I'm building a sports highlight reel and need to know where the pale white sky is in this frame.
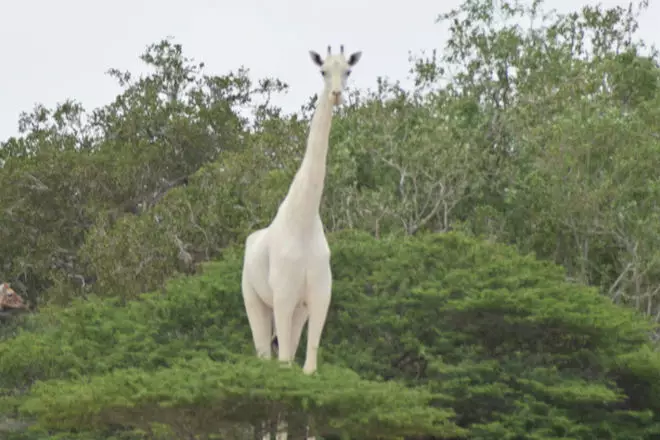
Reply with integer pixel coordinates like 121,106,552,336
0,0,657,142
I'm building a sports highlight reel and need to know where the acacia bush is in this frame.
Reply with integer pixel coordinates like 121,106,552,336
1,231,659,439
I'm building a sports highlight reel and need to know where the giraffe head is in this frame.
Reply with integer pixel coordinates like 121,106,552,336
0,283,27,310
309,44,362,106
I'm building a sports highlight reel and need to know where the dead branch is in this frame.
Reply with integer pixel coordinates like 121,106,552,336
22,172,49,191
609,262,632,303
173,234,193,268
121,174,190,215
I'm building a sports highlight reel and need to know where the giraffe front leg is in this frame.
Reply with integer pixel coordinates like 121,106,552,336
270,268,304,365
268,263,305,440
302,263,332,375
242,275,273,360
290,304,309,361
274,303,307,440
273,302,295,365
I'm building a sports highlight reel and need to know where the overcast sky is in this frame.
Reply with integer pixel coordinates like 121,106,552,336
0,0,657,142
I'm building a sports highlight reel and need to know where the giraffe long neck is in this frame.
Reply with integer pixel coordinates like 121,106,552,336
277,91,334,231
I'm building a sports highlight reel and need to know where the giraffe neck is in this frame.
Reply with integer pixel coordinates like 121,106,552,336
277,91,334,231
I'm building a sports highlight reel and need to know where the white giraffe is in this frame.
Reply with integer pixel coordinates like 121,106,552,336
241,44,362,440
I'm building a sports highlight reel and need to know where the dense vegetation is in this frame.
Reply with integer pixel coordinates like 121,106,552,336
1,0,659,438
2,231,660,439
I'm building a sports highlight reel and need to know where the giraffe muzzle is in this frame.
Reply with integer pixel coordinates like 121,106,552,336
330,90,343,105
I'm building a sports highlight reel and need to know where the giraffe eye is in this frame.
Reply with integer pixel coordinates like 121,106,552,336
321,70,327,77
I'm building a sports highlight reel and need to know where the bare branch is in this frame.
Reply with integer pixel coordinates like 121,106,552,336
608,262,632,302
22,172,49,191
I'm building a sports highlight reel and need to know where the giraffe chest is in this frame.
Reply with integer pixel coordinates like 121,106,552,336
275,237,330,262
268,218,330,262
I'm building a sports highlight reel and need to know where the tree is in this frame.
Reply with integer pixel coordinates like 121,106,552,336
408,0,660,321
1,232,659,439
0,38,286,304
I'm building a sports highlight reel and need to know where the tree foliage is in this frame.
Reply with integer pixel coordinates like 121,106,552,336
1,232,659,438
1,0,660,438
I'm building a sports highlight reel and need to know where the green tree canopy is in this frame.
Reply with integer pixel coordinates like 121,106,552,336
1,232,659,439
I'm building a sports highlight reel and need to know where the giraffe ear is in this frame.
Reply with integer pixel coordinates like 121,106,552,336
347,51,362,66
309,51,323,66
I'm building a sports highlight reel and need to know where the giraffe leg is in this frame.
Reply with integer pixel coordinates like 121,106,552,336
270,268,304,365
275,305,309,439
242,272,277,440
301,264,331,440
273,304,295,364
269,267,305,440
290,304,309,361
241,274,273,360
302,264,332,375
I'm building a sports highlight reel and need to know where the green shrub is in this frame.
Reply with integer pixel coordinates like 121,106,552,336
1,231,659,438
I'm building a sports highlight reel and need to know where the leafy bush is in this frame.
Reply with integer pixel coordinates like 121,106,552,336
1,231,659,438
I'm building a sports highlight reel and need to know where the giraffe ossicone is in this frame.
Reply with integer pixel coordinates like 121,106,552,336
240,45,362,440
